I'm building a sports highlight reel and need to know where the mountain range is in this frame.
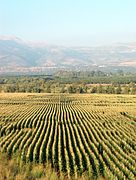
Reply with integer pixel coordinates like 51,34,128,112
0,36,136,74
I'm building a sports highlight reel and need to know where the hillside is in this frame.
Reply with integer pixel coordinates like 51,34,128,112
0,37,136,74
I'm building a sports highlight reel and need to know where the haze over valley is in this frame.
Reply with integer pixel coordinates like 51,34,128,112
0,36,136,74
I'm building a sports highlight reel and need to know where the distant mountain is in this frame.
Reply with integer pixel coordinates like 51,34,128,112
0,36,136,74
0,37,39,67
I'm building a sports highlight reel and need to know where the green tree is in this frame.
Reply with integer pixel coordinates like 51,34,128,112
60,85,66,93
123,85,130,94
130,85,136,94
97,85,103,93
106,85,115,94
90,86,97,93
46,86,51,93
67,85,76,93
115,85,122,94
78,86,84,93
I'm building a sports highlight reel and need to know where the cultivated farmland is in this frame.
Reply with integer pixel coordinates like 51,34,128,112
0,93,136,179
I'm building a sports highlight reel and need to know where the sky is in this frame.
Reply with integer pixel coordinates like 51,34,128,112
0,0,136,46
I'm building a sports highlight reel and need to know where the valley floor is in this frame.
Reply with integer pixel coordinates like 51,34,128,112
0,93,136,179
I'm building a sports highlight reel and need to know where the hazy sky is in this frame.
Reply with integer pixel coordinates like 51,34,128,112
0,0,136,46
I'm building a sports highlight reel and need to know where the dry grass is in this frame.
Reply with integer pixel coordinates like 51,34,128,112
0,152,99,180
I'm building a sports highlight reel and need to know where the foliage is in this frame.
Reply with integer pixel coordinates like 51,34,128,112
0,93,136,179
0,71,136,94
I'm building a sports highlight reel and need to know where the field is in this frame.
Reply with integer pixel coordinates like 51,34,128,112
0,93,136,179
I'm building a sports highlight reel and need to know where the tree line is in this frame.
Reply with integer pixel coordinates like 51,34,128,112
0,71,136,94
